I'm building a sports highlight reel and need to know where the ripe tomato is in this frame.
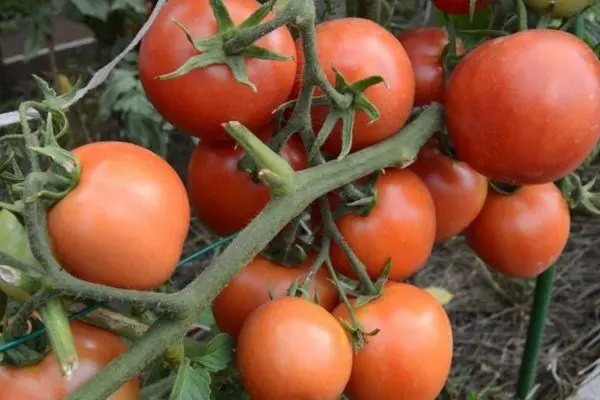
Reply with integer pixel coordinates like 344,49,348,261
467,183,570,278
293,17,415,154
0,321,139,400
332,282,453,400
525,0,591,17
397,27,463,106
139,0,297,142
212,255,338,338
432,0,490,14
410,141,488,242
187,131,307,236
446,29,600,185
48,142,190,290
237,297,352,400
330,169,436,281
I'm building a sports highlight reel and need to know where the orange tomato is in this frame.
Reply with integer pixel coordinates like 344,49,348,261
0,321,139,400
48,141,190,290
332,282,453,400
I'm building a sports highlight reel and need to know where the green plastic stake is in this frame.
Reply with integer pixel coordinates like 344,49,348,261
515,264,556,399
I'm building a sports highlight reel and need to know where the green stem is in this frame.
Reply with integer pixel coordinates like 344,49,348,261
319,196,377,294
223,0,301,54
515,265,556,400
298,234,330,290
39,297,79,377
516,0,528,31
67,104,442,400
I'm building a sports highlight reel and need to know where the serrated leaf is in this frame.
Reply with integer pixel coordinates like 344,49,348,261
193,333,234,373
170,360,211,400
70,0,110,20
0,210,38,267
425,286,454,306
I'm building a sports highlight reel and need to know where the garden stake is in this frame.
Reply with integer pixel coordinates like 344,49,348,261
516,264,556,399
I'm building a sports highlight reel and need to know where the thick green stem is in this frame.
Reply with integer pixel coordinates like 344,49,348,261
515,265,556,400
67,105,442,400
39,297,79,377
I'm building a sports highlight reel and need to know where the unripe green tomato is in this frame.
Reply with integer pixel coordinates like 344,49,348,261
525,0,591,17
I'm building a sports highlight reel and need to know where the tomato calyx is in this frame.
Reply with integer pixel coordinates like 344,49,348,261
155,0,294,92
557,172,600,216
310,69,388,161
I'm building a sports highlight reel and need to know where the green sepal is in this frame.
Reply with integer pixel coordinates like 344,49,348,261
156,1,293,91
27,146,80,180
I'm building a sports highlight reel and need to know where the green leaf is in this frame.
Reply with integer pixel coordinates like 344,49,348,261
193,333,234,373
170,360,211,400
0,210,38,267
70,0,110,20
425,286,454,306
111,0,147,13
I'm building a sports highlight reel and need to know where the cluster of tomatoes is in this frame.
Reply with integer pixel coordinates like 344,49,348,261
3,0,598,399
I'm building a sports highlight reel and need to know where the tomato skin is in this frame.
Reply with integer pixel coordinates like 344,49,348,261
410,142,488,242
397,28,463,106
446,29,600,185
139,0,297,142
330,169,436,281
237,297,352,400
431,0,489,14
0,321,139,400
187,133,306,236
525,0,591,17
467,184,570,278
48,142,190,290
332,282,453,400
212,255,338,338
293,18,415,154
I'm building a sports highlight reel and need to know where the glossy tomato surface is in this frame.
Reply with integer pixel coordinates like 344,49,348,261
397,27,463,105
525,0,591,17
48,142,190,290
446,29,600,185
139,0,297,141
0,321,139,400
432,0,490,14
212,255,338,338
237,297,352,400
410,141,488,242
332,282,453,400
467,184,570,278
293,17,415,154
187,133,306,236
330,169,436,281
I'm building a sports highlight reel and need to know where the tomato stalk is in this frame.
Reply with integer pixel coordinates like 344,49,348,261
516,0,528,31
64,104,442,400
515,264,556,399
319,197,378,294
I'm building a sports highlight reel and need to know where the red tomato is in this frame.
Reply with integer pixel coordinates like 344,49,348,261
397,27,463,106
237,297,352,400
330,169,436,281
432,0,490,14
410,141,488,242
48,142,190,290
0,321,139,400
293,17,415,154
446,29,600,185
187,131,307,236
332,282,453,400
139,0,297,142
212,255,338,338
467,183,570,278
